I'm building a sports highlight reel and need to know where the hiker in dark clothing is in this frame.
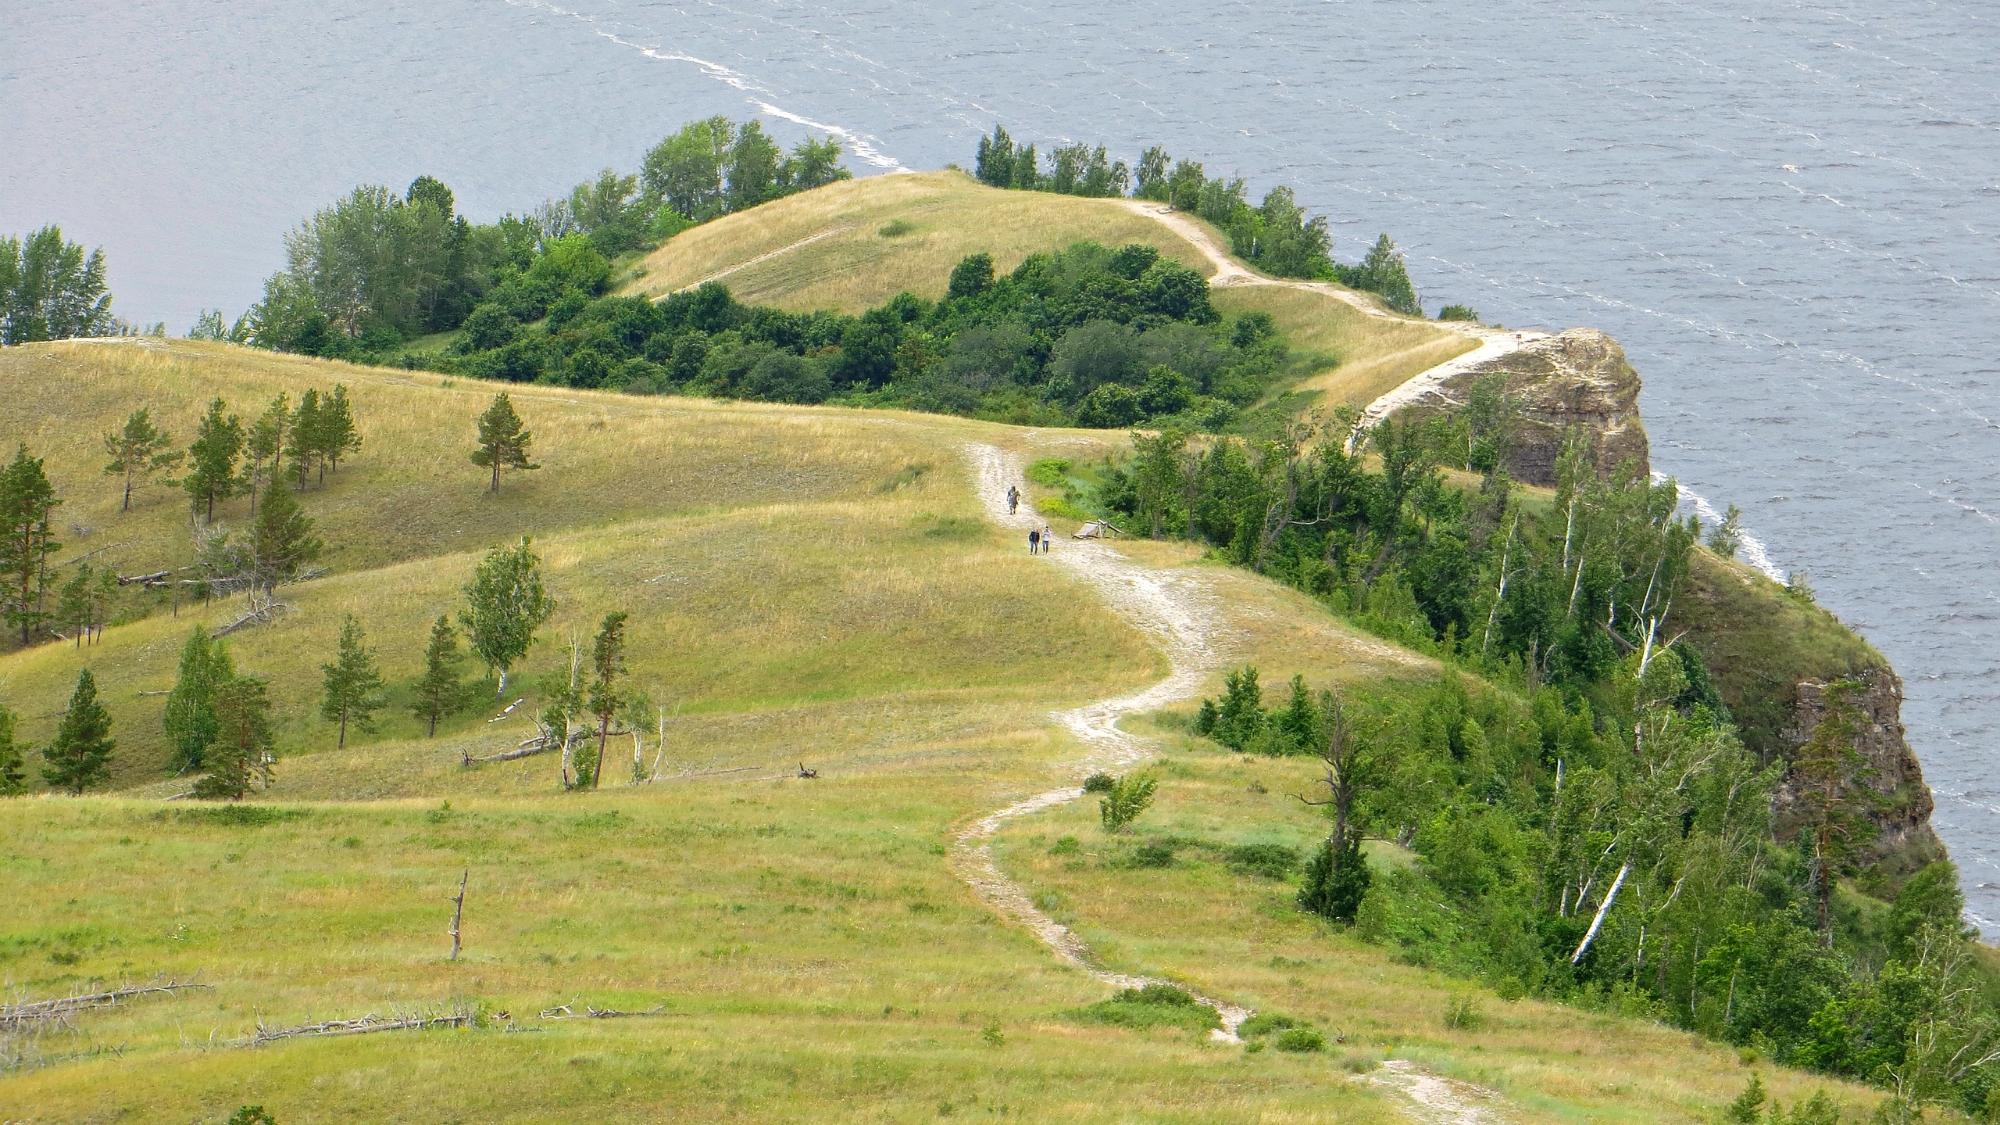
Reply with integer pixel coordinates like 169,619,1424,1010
1028,528,1041,554
1006,485,1020,514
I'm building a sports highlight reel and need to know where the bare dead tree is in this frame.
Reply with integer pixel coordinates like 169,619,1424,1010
447,870,467,962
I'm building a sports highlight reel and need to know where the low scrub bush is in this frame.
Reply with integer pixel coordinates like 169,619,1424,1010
1099,774,1157,833
1070,984,1220,1034
1273,1027,1326,1053
1226,842,1298,879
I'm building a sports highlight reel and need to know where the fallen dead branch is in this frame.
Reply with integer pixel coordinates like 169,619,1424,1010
1,980,210,1029
486,698,526,723
538,1004,665,1021
250,1009,471,1045
213,594,292,637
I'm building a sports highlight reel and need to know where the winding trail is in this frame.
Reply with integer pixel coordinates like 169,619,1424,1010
953,443,1501,1120
1115,200,1554,435
953,442,1250,1039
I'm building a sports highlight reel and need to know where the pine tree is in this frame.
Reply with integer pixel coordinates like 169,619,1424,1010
1297,833,1371,923
289,389,322,489
42,668,114,794
470,392,538,493
102,408,181,512
164,628,234,774
1794,679,1880,945
317,384,361,480
586,611,628,788
320,615,384,749
55,563,93,647
249,477,323,593
242,394,288,515
183,398,244,522
0,702,26,795
90,566,116,643
0,446,61,645
460,538,554,694
412,615,470,737
193,675,274,800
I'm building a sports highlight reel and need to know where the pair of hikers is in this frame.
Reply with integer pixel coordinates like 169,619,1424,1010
1008,485,1051,553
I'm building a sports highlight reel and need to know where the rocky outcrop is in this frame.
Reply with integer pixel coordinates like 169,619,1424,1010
1404,328,1649,487
1772,668,1945,879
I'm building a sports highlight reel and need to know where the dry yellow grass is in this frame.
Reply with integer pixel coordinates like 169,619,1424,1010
625,171,1210,313
0,340,1160,789
1213,286,1476,410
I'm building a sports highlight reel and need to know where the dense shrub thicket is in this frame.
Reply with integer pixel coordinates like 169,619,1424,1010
973,126,1422,315
243,117,850,358
433,242,1289,430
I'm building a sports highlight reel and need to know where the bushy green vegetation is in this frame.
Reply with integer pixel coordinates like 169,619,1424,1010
973,126,1422,314
434,241,1289,430
243,118,851,359
0,225,119,343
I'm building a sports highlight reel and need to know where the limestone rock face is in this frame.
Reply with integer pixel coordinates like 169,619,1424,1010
1407,328,1649,486
1773,667,1945,877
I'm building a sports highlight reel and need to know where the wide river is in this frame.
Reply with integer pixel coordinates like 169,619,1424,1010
7,0,1999,925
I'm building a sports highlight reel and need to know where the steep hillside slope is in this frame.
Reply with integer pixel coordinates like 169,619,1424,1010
0,340,1898,1120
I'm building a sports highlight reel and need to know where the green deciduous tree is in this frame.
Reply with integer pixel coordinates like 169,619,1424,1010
249,477,323,594
193,675,275,800
0,225,116,344
1355,234,1420,316
725,122,782,211
642,116,734,221
183,398,244,522
42,668,114,794
164,628,235,774
471,392,538,493
460,538,555,694
102,408,182,512
585,611,628,789
412,615,471,737
320,615,384,749
0,446,61,645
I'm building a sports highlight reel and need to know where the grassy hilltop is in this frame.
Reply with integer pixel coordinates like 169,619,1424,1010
622,170,1475,413
0,174,1912,1122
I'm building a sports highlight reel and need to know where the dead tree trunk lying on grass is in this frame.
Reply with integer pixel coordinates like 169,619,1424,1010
250,1009,471,1045
1,980,210,1030
213,593,293,638
538,1004,665,1021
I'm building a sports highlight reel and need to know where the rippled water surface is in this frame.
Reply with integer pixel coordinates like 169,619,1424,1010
7,0,1999,922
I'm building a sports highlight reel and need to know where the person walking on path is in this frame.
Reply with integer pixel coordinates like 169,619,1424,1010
1007,484,1020,515
1028,527,1041,554
1041,524,1053,554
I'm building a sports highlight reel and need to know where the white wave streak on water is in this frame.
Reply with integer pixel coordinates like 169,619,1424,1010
1657,471,1786,581
499,0,907,171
